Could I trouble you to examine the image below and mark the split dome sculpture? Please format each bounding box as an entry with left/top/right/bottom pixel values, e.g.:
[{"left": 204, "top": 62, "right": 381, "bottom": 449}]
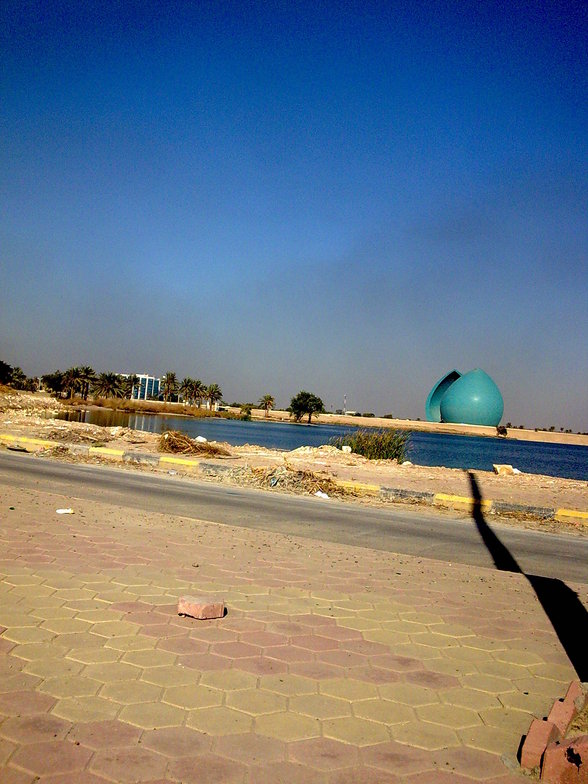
[{"left": 425, "top": 369, "right": 503, "bottom": 427}]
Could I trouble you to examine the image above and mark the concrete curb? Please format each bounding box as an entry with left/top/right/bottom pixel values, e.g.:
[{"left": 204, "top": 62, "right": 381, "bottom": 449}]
[
  {"left": 1, "top": 432, "right": 586, "bottom": 523},
  {"left": 520, "top": 681, "right": 587, "bottom": 781}
]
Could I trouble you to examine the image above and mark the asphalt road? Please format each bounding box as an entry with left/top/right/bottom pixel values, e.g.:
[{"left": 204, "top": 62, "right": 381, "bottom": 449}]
[{"left": 1, "top": 452, "right": 586, "bottom": 584}]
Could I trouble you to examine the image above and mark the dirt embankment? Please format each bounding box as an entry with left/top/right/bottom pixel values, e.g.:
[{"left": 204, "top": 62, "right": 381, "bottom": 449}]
[{"left": 1, "top": 391, "right": 586, "bottom": 525}]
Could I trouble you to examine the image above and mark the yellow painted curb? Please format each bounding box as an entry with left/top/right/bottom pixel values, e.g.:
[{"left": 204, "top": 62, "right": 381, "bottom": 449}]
[
  {"left": 0, "top": 433, "right": 56, "bottom": 450},
  {"left": 434, "top": 493, "right": 493, "bottom": 512},
  {"left": 335, "top": 480, "right": 380, "bottom": 496},
  {"left": 88, "top": 447, "right": 124, "bottom": 461},
  {"left": 555, "top": 508, "right": 588, "bottom": 524},
  {"left": 159, "top": 455, "right": 200, "bottom": 469}
]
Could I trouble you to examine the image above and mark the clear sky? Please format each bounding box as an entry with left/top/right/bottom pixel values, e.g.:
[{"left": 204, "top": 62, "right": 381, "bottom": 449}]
[{"left": 1, "top": 1, "right": 587, "bottom": 430}]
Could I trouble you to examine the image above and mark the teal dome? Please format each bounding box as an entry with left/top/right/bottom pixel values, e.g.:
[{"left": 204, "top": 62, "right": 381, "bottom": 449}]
[
  {"left": 439, "top": 369, "right": 504, "bottom": 426},
  {"left": 425, "top": 370, "right": 461, "bottom": 422}
]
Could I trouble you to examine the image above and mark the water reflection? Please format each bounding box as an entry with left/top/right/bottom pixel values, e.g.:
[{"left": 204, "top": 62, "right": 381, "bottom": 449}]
[{"left": 57, "top": 408, "right": 588, "bottom": 480}]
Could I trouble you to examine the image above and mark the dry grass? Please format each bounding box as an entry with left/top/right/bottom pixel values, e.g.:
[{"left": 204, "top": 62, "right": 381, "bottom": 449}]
[
  {"left": 60, "top": 397, "right": 238, "bottom": 419},
  {"left": 158, "top": 430, "right": 231, "bottom": 457}
]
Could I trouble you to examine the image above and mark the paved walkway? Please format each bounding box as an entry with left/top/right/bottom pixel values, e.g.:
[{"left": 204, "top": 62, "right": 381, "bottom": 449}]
[{"left": 0, "top": 482, "right": 585, "bottom": 783}]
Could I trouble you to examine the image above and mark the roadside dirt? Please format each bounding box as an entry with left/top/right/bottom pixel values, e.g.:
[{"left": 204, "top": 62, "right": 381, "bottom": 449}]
[{"left": 1, "top": 391, "right": 586, "bottom": 534}]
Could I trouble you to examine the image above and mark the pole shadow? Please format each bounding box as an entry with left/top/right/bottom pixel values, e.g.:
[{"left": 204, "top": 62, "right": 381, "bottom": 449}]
[{"left": 467, "top": 472, "right": 587, "bottom": 682}]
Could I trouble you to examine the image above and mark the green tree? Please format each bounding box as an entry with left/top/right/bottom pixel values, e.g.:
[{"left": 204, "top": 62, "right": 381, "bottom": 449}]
[
  {"left": 9, "top": 366, "right": 27, "bottom": 390},
  {"left": 79, "top": 366, "right": 96, "bottom": 401},
  {"left": 161, "top": 372, "right": 178, "bottom": 402},
  {"left": 92, "top": 372, "right": 124, "bottom": 399},
  {"left": 288, "top": 390, "right": 324, "bottom": 424},
  {"left": 41, "top": 370, "right": 65, "bottom": 396},
  {"left": 192, "top": 379, "right": 206, "bottom": 407},
  {"left": 206, "top": 383, "right": 223, "bottom": 411},
  {"left": 63, "top": 367, "right": 83, "bottom": 399},
  {"left": 179, "top": 377, "right": 194, "bottom": 404},
  {"left": 0, "top": 360, "right": 13, "bottom": 385},
  {"left": 259, "top": 394, "right": 275, "bottom": 418},
  {"left": 123, "top": 373, "right": 139, "bottom": 400}
]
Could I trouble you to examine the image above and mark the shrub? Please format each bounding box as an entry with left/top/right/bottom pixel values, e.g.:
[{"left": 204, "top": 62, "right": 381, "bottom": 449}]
[{"left": 330, "top": 428, "right": 411, "bottom": 461}]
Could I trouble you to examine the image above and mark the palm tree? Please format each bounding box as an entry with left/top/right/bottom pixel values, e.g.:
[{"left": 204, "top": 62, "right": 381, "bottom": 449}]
[
  {"left": 123, "top": 373, "right": 139, "bottom": 400},
  {"left": 192, "top": 379, "right": 206, "bottom": 408},
  {"left": 79, "top": 366, "right": 96, "bottom": 401},
  {"left": 63, "top": 367, "right": 83, "bottom": 399},
  {"left": 179, "top": 377, "right": 194, "bottom": 405},
  {"left": 161, "top": 372, "right": 178, "bottom": 402},
  {"left": 259, "top": 394, "right": 275, "bottom": 418},
  {"left": 9, "top": 366, "right": 28, "bottom": 390},
  {"left": 206, "top": 383, "right": 223, "bottom": 411},
  {"left": 92, "top": 372, "right": 124, "bottom": 399}
]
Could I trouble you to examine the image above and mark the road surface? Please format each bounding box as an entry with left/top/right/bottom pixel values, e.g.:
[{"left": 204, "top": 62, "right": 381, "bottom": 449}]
[{"left": 1, "top": 451, "right": 586, "bottom": 583}]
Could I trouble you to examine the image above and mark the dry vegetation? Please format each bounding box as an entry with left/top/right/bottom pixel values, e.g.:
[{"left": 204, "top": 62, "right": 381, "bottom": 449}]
[{"left": 158, "top": 430, "right": 231, "bottom": 457}]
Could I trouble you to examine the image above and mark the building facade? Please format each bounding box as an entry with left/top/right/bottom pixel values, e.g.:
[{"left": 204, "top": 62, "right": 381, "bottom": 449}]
[{"left": 131, "top": 374, "right": 161, "bottom": 400}]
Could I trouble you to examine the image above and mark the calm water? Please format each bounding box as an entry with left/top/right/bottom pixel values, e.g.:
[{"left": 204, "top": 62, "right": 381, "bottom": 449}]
[{"left": 58, "top": 409, "right": 588, "bottom": 481}]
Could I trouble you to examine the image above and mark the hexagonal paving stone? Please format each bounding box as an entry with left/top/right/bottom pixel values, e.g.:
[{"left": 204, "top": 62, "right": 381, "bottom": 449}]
[
  {"left": 187, "top": 706, "right": 254, "bottom": 735},
  {"left": 100, "top": 679, "right": 163, "bottom": 704},
  {"left": 320, "top": 679, "right": 378, "bottom": 702},
  {"left": 105, "top": 635, "right": 157, "bottom": 652},
  {"left": 390, "top": 720, "right": 461, "bottom": 750},
  {"left": 353, "top": 699, "right": 415, "bottom": 725},
  {"left": 10, "top": 739, "right": 92, "bottom": 776},
  {"left": 289, "top": 737, "right": 359, "bottom": 770},
  {"left": 51, "top": 695, "right": 121, "bottom": 722},
  {"left": 119, "top": 701, "right": 187, "bottom": 729},
  {"left": 439, "top": 687, "right": 501, "bottom": 711},
  {"left": 256, "top": 712, "right": 321, "bottom": 742},
  {"left": 1, "top": 626, "right": 55, "bottom": 644},
  {"left": 82, "top": 661, "right": 141, "bottom": 683},
  {"left": 378, "top": 683, "right": 439, "bottom": 707},
  {"left": 38, "top": 675, "right": 102, "bottom": 698},
  {"left": 214, "top": 732, "right": 285, "bottom": 764},
  {"left": 139, "top": 665, "right": 199, "bottom": 688},
  {"left": 260, "top": 674, "right": 317, "bottom": 696},
  {"left": 67, "top": 719, "right": 142, "bottom": 749},
  {"left": 248, "top": 759, "right": 328, "bottom": 784},
  {"left": 66, "top": 647, "right": 121, "bottom": 665},
  {"left": 140, "top": 725, "right": 212, "bottom": 757},
  {"left": 322, "top": 716, "right": 390, "bottom": 746},
  {"left": 415, "top": 703, "right": 482, "bottom": 729},
  {"left": 23, "top": 658, "right": 84, "bottom": 679},
  {"left": 200, "top": 669, "right": 257, "bottom": 691},
  {"left": 90, "top": 620, "right": 140, "bottom": 638},
  {"left": 164, "top": 684, "right": 223, "bottom": 710},
  {"left": 0, "top": 689, "right": 55, "bottom": 716},
  {"left": 168, "top": 751, "right": 247, "bottom": 784},
  {"left": 122, "top": 648, "right": 177, "bottom": 668},
  {"left": 226, "top": 688, "right": 286, "bottom": 716},
  {"left": 90, "top": 745, "right": 168, "bottom": 782},
  {"left": 289, "top": 694, "right": 351, "bottom": 720},
  {"left": 0, "top": 714, "right": 72, "bottom": 743},
  {"left": 361, "top": 740, "right": 438, "bottom": 775}
]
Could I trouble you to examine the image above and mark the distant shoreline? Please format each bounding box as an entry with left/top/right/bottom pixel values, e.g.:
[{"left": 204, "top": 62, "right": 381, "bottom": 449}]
[{"left": 64, "top": 399, "right": 588, "bottom": 448}]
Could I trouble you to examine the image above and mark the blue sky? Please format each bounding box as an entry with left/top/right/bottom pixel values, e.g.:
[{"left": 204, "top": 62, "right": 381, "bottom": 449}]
[{"left": 1, "top": 1, "right": 586, "bottom": 429}]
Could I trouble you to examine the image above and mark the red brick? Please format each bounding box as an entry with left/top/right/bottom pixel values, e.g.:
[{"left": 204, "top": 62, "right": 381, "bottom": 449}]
[
  {"left": 178, "top": 595, "right": 225, "bottom": 620},
  {"left": 541, "top": 735, "right": 588, "bottom": 783},
  {"left": 548, "top": 682, "right": 585, "bottom": 736},
  {"left": 521, "top": 719, "right": 561, "bottom": 771}
]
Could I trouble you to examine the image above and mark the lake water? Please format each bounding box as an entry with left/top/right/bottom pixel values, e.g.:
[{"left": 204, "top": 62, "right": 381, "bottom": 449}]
[{"left": 58, "top": 409, "right": 588, "bottom": 481}]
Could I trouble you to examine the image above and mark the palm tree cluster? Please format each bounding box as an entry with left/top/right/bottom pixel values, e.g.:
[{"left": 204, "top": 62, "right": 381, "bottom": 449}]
[
  {"left": 10, "top": 360, "right": 276, "bottom": 419},
  {"left": 0, "top": 360, "right": 37, "bottom": 391},
  {"left": 177, "top": 376, "right": 223, "bottom": 410}
]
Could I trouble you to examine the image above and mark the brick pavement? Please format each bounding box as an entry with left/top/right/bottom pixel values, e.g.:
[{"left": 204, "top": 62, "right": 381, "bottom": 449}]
[{"left": 1, "top": 483, "right": 586, "bottom": 783}]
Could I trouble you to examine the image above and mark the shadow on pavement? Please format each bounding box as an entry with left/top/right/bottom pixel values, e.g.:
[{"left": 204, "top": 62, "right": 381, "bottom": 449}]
[{"left": 468, "top": 472, "right": 587, "bottom": 682}]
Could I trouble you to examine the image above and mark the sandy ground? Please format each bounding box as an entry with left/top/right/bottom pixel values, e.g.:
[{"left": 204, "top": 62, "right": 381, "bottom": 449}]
[{"left": 1, "top": 391, "right": 586, "bottom": 528}]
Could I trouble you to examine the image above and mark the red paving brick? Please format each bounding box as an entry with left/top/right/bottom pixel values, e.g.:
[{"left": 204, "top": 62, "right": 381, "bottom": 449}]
[{"left": 1, "top": 483, "right": 585, "bottom": 783}]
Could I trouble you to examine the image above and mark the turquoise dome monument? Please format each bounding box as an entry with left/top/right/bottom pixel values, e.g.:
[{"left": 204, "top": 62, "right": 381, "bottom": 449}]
[{"left": 425, "top": 368, "right": 504, "bottom": 427}]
